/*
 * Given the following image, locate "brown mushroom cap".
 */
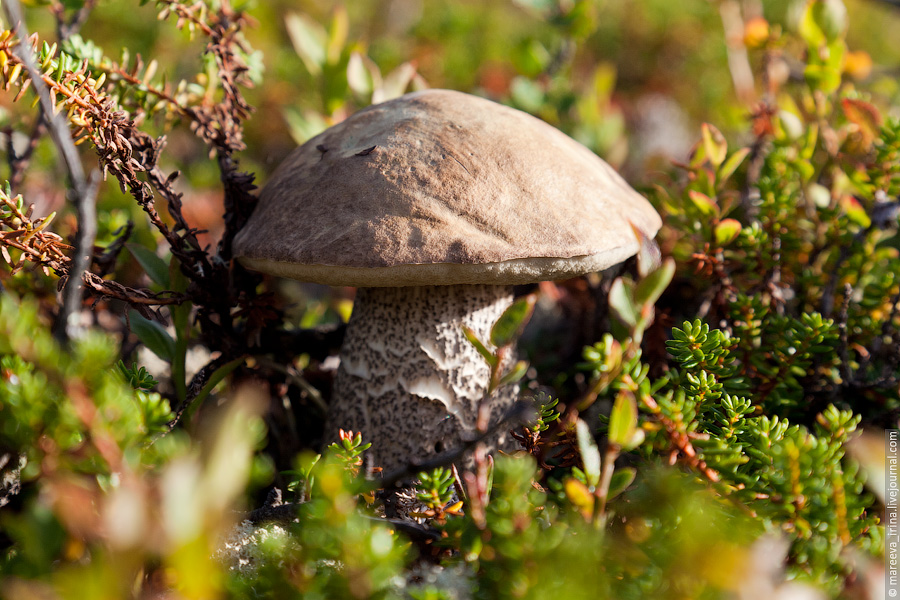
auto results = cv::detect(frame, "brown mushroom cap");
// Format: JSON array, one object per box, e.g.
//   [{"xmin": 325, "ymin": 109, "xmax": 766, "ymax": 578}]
[{"xmin": 233, "ymin": 89, "xmax": 661, "ymax": 287}]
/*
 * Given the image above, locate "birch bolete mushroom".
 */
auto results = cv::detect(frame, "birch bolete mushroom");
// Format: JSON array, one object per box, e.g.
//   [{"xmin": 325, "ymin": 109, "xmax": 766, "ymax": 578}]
[{"xmin": 233, "ymin": 89, "xmax": 661, "ymax": 473}]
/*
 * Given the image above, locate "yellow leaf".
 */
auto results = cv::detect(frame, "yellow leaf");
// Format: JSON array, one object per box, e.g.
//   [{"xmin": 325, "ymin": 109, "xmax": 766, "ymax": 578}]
[{"xmin": 564, "ymin": 477, "xmax": 594, "ymax": 520}]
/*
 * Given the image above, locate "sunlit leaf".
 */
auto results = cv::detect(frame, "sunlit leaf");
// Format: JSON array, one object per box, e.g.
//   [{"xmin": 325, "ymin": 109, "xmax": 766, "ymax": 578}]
[
  {"xmin": 634, "ymin": 258, "xmax": 675, "ymax": 307},
  {"xmin": 630, "ymin": 221, "xmax": 661, "ymax": 278},
  {"xmin": 608, "ymin": 277, "xmax": 638, "ymax": 328},
  {"xmin": 498, "ymin": 360, "xmax": 529, "ymax": 388},
  {"xmin": 375, "ymin": 62, "xmax": 417, "ymax": 103},
  {"xmin": 285, "ymin": 12, "xmax": 326, "ymax": 76},
  {"xmin": 608, "ymin": 392, "xmax": 639, "ymax": 450},
  {"xmin": 564, "ymin": 477, "xmax": 594, "ymax": 519},
  {"xmin": 701, "ymin": 123, "xmax": 727, "ymax": 168},
  {"xmin": 576, "ymin": 419, "xmax": 601, "ymax": 487},
  {"xmin": 714, "ymin": 219, "xmax": 742, "ymax": 246},
  {"xmin": 717, "ymin": 147, "xmax": 750, "ymax": 184},
  {"xmin": 802, "ymin": 0, "xmax": 847, "ymax": 44},
  {"xmin": 284, "ymin": 107, "xmax": 328, "ymax": 145},
  {"xmin": 842, "ymin": 98, "xmax": 882, "ymax": 149},
  {"xmin": 347, "ymin": 52, "xmax": 375, "ymax": 97},
  {"xmin": 325, "ymin": 6, "xmax": 349, "ymax": 65},
  {"xmin": 509, "ymin": 76, "xmax": 545, "ymax": 113},
  {"xmin": 688, "ymin": 190, "xmax": 718, "ymax": 217},
  {"xmin": 463, "ymin": 326, "xmax": 498, "ymax": 368},
  {"xmin": 841, "ymin": 195, "xmax": 871, "ymax": 228},
  {"xmin": 491, "ymin": 294, "xmax": 536, "ymax": 347}
]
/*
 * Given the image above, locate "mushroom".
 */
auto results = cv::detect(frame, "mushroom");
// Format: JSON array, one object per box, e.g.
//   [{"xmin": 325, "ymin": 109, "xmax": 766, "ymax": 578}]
[{"xmin": 233, "ymin": 89, "xmax": 661, "ymax": 473}]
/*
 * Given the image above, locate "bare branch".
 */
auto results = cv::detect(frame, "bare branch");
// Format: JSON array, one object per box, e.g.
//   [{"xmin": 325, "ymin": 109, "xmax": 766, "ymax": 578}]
[{"xmin": 3, "ymin": 0, "xmax": 101, "ymax": 344}]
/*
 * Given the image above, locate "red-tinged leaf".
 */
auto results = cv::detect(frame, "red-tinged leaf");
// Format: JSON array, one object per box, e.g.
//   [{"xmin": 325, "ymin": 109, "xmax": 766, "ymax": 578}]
[
  {"xmin": 842, "ymin": 98, "xmax": 882, "ymax": 149},
  {"xmin": 701, "ymin": 123, "xmax": 728, "ymax": 168},
  {"xmin": 688, "ymin": 190, "xmax": 719, "ymax": 217},
  {"xmin": 629, "ymin": 221, "xmax": 661, "ymax": 278},
  {"xmin": 689, "ymin": 139, "xmax": 707, "ymax": 168},
  {"xmin": 714, "ymin": 219, "xmax": 743, "ymax": 246},
  {"xmin": 840, "ymin": 195, "xmax": 871, "ymax": 229}
]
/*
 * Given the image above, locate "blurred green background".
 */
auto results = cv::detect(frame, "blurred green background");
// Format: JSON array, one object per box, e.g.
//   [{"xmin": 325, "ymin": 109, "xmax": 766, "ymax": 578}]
[
  {"xmin": 5, "ymin": 0, "xmax": 899, "ymax": 264},
  {"xmin": 36, "ymin": 0, "xmax": 900, "ymax": 181}
]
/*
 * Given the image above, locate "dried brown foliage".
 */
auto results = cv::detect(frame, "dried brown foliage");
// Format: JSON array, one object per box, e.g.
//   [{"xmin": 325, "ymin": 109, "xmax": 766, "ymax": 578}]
[{"xmin": 0, "ymin": 0, "xmax": 285, "ymax": 417}]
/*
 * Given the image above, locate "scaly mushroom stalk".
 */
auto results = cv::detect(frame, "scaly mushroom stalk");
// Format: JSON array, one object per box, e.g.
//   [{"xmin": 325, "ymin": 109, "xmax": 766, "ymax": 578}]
[{"xmin": 328, "ymin": 284, "xmax": 516, "ymax": 472}]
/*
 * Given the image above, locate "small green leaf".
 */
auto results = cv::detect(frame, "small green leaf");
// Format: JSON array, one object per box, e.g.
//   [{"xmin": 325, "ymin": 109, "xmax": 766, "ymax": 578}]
[
  {"xmin": 689, "ymin": 138, "xmax": 708, "ymax": 168},
  {"xmin": 808, "ymin": 0, "xmax": 848, "ymax": 43},
  {"xmin": 576, "ymin": 419, "xmax": 601, "ymax": 488},
  {"xmin": 608, "ymin": 393, "xmax": 638, "ymax": 449},
  {"xmin": 509, "ymin": 76, "xmax": 546, "ymax": 113},
  {"xmin": 126, "ymin": 244, "xmax": 170, "ymax": 287},
  {"xmin": 714, "ymin": 219, "xmax": 743, "ymax": 246},
  {"xmin": 128, "ymin": 311, "xmax": 175, "ymax": 362},
  {"xmin": 634, "ymin": 258, "xmax": 675, "ymax": 307},
  {"xmin": 841, "ymin": 195, "xmax": 871, "ymax": 228},
  {"xmin": 803, "ymin": 39, "xmax": 846, "ymax": 93},
  {"xmin": 608, "ymin": 278, "xmax": 638, "ymax": 328},
  {"xmin": 463, "ymin": 326, "xmax": 499, "ymax": 369},
  {"xmin": 498, "ymin": 360, "xmax": 529, "ymax": 388},
  {"xmin": 607, "ymin": 467, "xmax": 636, "ymax": 500},
  {"xmin": 688, "ymin": 190, "xmax": 719, "ymax": 217},
  {"xmin": 285, "ymin": 12, "xmax": 326, "ymax": 76},
  {"xmin": 284, "ymin": 107, "xmax": 329, "ymax": 145},
  {"xmin": 325, "ymin": 5, "xmax": 348, "ymax": 65},
  {"xmin": 701, "ymin": 123, "xmax": 727, "ymax": 168},
  {"xmin": 513, "ymin": 39, "xmax": 551, "ymax": 77},
  {"xmin": 490, "ymin": 294, "xmax": 536, "ymax": 348},
  {"xmin": 717, "ymin": 147, "xmax": 750, "ymax": 183}
]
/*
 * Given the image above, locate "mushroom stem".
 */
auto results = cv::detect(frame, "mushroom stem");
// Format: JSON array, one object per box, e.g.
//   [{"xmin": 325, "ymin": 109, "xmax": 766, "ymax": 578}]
[{"xmin": 326, "ymin": 284, "xmax": 518, "ymax": 473}]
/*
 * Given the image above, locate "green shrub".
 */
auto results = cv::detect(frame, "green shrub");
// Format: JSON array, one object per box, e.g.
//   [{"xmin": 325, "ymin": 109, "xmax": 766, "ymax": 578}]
[{"xmin": 0, "ymin": 1, "xmax": 894, "ymax": 599}]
